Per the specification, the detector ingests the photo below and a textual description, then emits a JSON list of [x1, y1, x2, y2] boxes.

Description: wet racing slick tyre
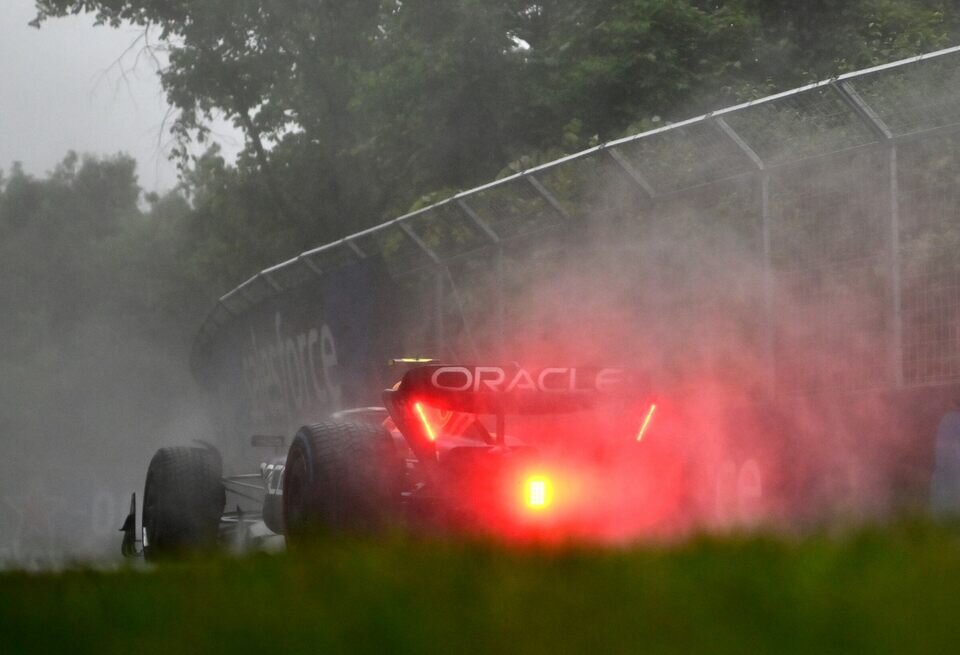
[[283, 420, 401, 543], [142, 446, 225, 561]]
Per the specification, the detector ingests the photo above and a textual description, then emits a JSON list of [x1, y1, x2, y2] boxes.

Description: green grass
[[2, 522, 960, 655]]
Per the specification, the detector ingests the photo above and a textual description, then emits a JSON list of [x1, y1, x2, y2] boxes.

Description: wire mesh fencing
[[195, 46, 960, 397]]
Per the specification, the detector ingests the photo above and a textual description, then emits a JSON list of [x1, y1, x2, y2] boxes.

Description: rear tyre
[[142, 446, 225, 561], [283, 420, 401, 543]]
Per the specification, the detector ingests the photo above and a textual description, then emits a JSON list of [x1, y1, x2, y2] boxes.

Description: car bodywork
[[122, 363, 666, 554]]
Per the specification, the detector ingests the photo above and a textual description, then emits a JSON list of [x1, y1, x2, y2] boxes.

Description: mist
[[4, 111, 955, 563], [4, 2, 960, 563], [0, 154, 216, 566], [0, 319, 214, 564], [433, 139, 952, 540]]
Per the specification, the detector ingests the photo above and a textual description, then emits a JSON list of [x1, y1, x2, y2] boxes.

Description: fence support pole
[[888, 145, 904, 387], [712, 116, 774, 393], [454, 197, 505, 360], [434, 267, 445, 359], [525, 173, 570, 220], [832, 80, 902, 387], [495, 245, 505, 362], [605, 146, 657, 202], [759, 173, 775, 393], [456, 197, 500, 244]]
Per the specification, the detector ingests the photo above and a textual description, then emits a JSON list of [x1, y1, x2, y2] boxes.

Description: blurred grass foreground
[[2, 522, 960, 654]]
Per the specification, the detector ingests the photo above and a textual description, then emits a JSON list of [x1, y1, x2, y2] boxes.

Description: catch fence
[[194, 46, 960, 397]]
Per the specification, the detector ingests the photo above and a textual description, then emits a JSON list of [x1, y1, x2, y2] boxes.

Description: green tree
[[31, 0, 960, 298]]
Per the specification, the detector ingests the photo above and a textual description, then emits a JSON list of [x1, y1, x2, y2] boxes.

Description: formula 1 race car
[[121, 363, 667, 559]]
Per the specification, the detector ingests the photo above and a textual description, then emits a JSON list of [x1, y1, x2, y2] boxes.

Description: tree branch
[[235, 104, 312, 228]]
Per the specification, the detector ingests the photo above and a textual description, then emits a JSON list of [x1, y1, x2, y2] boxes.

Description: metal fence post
[[605, 146, 657, 201], [496, 244, 505, 362], [525, 173, 570, 220], [435, 266, 445, 359], [712, 116, 774, 392], [759, 172, 775, 392], [888, 145, 904, 387], [453, 196, 505, 360], [832, 80, 902, 387]]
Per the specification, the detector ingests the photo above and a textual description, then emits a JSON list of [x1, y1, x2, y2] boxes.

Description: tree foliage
[[25, 0, 960, 304], [0, 154, 201, 349]]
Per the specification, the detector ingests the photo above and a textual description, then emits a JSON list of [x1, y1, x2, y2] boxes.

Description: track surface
[[2, 522, 959, 654]]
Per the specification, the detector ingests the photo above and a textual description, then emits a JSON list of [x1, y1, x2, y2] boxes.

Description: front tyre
[[142, 446, 225, 560], [283, 420, 401, 543]]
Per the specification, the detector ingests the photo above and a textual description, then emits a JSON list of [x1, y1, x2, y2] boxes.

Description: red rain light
[[414, 401, 437, 441], [636, 404, 657, 441], [524, 475, 553, 510]]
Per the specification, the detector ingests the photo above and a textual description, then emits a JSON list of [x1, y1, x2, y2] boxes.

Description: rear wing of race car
[[396, 365, 649, 414], [383, 365, 653, 463]]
